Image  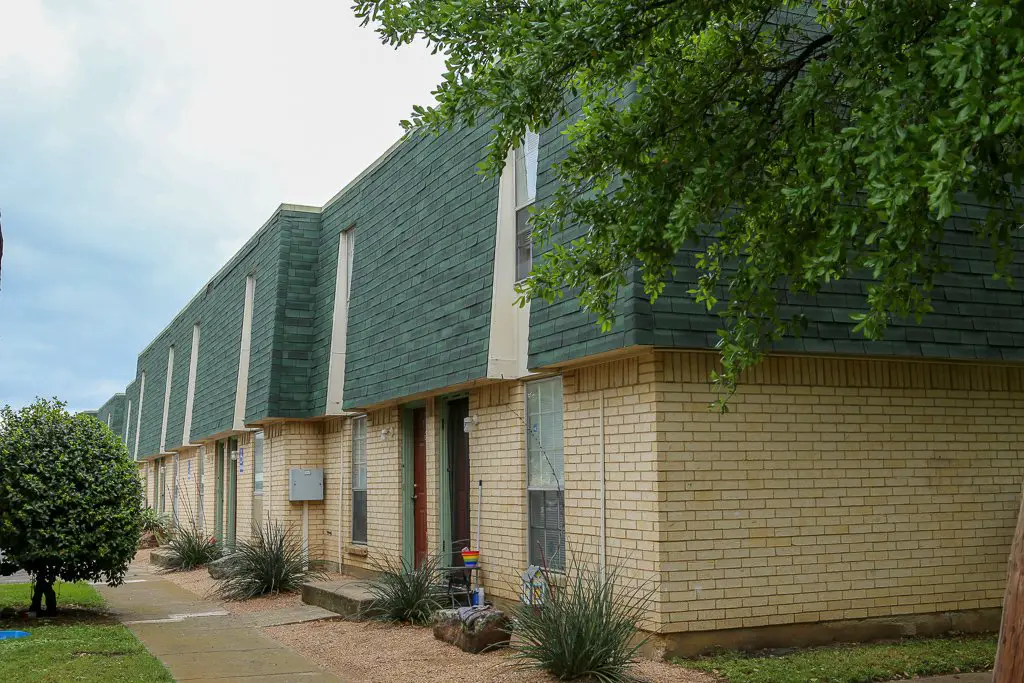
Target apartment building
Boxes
[92,119,1024,655]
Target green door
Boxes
[214,441,225,541]
[226,437,238,548]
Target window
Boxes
[526,377,565,570]
[253,430,264,494]
[514,129,540,281]
[351,416,368,544]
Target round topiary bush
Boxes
[0,398,143,614]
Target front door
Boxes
[447,399,471,565]
[413,407,428,567]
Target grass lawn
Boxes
[0,582,172,683]
[678,634,997,683]
[0,582,106,610]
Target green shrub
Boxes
[139,507,173,546]
[0,399,143,614]
[163,525,221,571]
[214,519,324,600]
[366,552,444,624]
[510,560,650,683]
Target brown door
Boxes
[413,407,428,567]
[447,399,471,566]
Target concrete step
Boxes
[301,579,375,620]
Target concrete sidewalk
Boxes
[96,563,342,682]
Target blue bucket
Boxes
[0,631,29,640]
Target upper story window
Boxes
[514,129,540,282]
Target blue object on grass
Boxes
[0,630,29,640]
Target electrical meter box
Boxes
[289,468,324,501]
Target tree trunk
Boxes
[29,575,56,616]
[994,482,1024,682]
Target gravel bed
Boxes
[142,552,707,682]
[147,556,311,615]
[266,619,712,683]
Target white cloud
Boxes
[0,0,79,95]
[0,0,447,411]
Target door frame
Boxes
[438,395,471,565]
[401,401,426,568]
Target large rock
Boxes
[207,554,237,580]
[149,548,176,569]
[433,607,511,654]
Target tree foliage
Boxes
[0,398,143,612]
[354,0,1024,399]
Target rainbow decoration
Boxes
[461,549,480,568]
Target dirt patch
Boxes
[265,619,712,683]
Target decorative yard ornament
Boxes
[520,565,548,606]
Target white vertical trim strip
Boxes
[233,275,256,430]
[133,372,146,459]
[487,149,532,379]
[325,229,354,415]
[182,324,201,445]
[124,400,132,443]
[159,346,175,453]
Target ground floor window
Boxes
[526,377,565,570]
[351,416,368,544]
[253,430,264,494]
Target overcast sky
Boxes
[0,0,443,413]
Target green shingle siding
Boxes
[124,378,139,458]
[527,103,1024,368]
[639,211,1024,363]
[136,338,168,458]
[311,124,499,410]
[187,249,250,442]
[95,393,126,440]
[264,210,322,418]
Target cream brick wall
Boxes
[235,432,255,542]
[198,443,216,536]
[468,382,528,604]
[342,408,404,573]
[657,350,1024,634]
[322,418,345,569]
[562,354,665,631]
[170,448,202,530]
[264,422,329,560]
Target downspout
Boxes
[599,390,607,582]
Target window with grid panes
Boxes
[351,416,368,544]
[526,377,565,570]
[253,431,264,494]
[514,129,540,281]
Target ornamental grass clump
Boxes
[139,507,173,547]
[214,519,324,600]
[366,552,444,625]
[511,558,651,683]
[162,524,221,571]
